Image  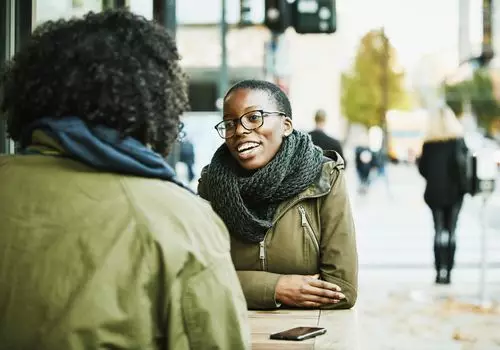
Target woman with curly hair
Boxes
[199,80,358,310]
[0,10,249,350]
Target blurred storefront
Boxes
[0,0,151,154]
[1,0,346,154]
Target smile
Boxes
[236,141,261,158]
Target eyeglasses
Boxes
[214,109,286,139]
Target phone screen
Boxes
[270,326,327,341]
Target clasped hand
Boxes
[275,274,345,308]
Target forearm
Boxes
[237,270,282,310]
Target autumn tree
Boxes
[341,29,411,129]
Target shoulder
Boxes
[305,153,345,196]
[121,176,230,257]
[322,150,345,170]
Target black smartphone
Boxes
[269,326,327,341]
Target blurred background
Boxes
[1,0,500,348]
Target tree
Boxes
[341,29,411,128]
[469,69,500,132]
[444,64,500,134]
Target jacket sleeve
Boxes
[319,168,358,309]
[236,270,283,309]
[157,221,251,349]
[165,255,251,350]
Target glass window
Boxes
[33,0,103,26]
[33,0,153,26]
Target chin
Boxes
[237,158,266,171]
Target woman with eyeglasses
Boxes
[199,80,358,310]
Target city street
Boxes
[178,135,500,348]
[348,161,500,350]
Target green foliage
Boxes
[444,66,500,132]
[341,29,410,128]
[469,69,500,130]
[444,83,465,117]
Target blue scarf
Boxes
[21,116,190,191]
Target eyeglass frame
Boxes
[214,109,287,139]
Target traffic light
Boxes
[240,0,253,26]
[264,0,291,33]
[293,0,336,34]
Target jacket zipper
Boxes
[259,240,266,270]
[257,168,339,272]
[298,205,320,253]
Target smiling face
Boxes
[223,88,293,170]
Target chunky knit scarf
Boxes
[202,130,324,243]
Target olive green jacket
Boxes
[199,153,358,310]
[0,155,250,349]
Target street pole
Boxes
[218,0,229,108]
[482,0,493,59]
[154,0,179,170]
[459,0,471,62]
[163,0,176,38]
[270,32,279,84]
[380,28,389,154]
[479,195,490,306]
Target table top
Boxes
[249,308,359,350]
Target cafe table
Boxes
[249,308,359,350]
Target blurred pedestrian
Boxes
[418,106,468,284]
[354,130,373,194]
[199,80,358,310]
[0,10,250,349]
[179,136,196,182]
[309,109,345,163]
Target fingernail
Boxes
[338,293,346,299]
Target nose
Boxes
[234,119,250,136]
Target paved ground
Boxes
[348,162,500,350]
[177,135,500,349]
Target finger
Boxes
[300,293,340,305]
[309,279,342,292]
[310,274,320,279]
[303,285,346,300]
[300,301,323,308]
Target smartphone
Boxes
[269,326,327,341]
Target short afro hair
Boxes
[0,9,189,154]
[224,79,292,119]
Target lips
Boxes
[237,141,260,153]
[235,141,261,160]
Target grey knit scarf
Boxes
[202,130,324,243]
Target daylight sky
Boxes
[177,0,485,72]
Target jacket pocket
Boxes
[298,205,319,264]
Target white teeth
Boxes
[237,142,259,152]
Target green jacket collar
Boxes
[272,151,344,224]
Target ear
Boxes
[283,117,293,137]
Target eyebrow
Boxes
[223,107,262,119]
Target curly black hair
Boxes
[0,9,189,154]
[224,79,292,119]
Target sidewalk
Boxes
[349,163,500,349]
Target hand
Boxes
[275,274,345,308]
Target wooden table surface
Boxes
[249,308,359,350]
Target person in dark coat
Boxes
[418,106,468,284]
[179,137,196,181]
[309,109,345,163]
